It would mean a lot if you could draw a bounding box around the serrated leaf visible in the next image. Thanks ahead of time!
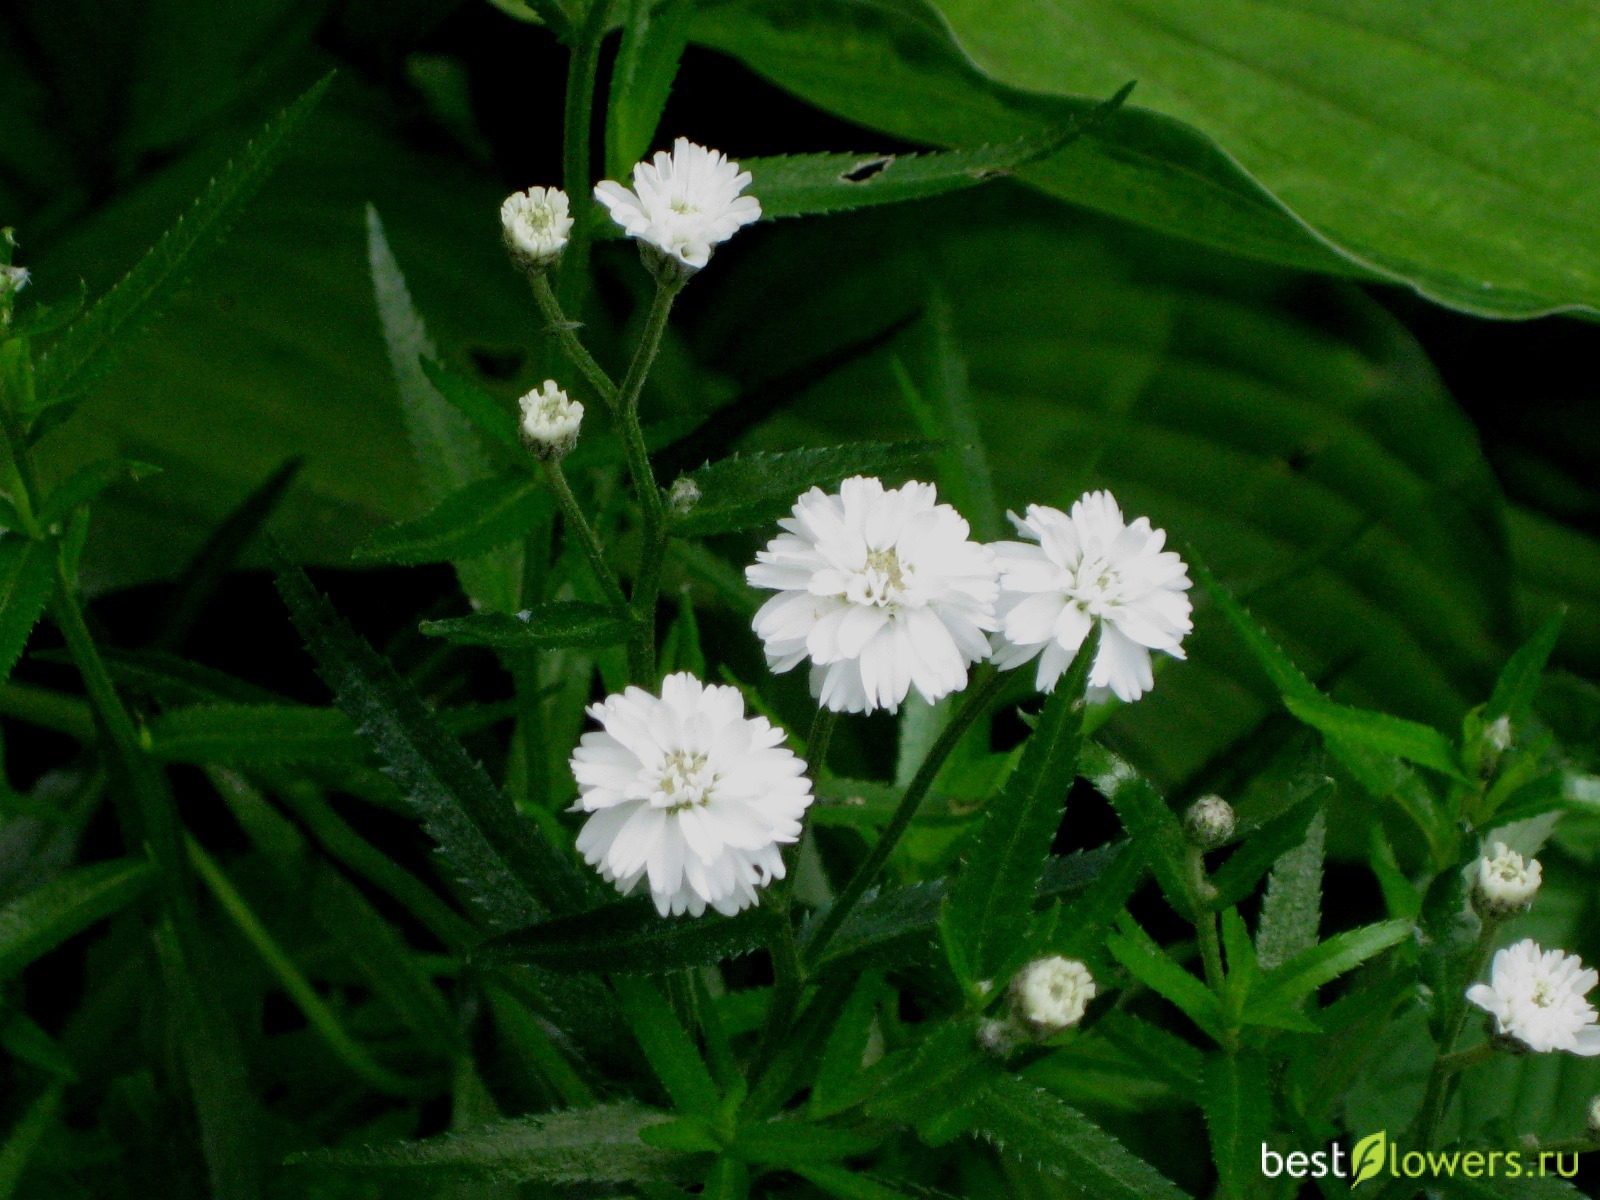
[477,898,773,974]
[744,88,1130,221]
[1254,812,1326,972]
[352,475,545,566]
[1486,610,1565,729]
[0,858,156,980]
[1201,1051,1271,1200]
[1282,694,1465,781]
[862,1020,992,1131]
[974,1073,1191,1200]
[1250,920,1411,1019]
[0,536,55,684]
[808,972,885,1120]
[418,357,523,454]
[606,0,695,178]
[668,441,938,537]
[1106,913,1226,1043]
[942,628,1097,989]
[421,602,634,651]
[1082,742,1195,919]
[1208,782,1327,912]
[1094,1011,1205,1095]
[273,561,586,925]
[32,77,332,411]
[288,1103,682,1183]
[37,459,161,524]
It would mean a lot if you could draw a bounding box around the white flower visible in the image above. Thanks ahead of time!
[1012,956,1096,1034]
[594,138,761,270]
[569,673,813,917]
[1466,939,1600,1056]
[0,265,27,296]
[518,380,583,458]
[1474,842,1541,916]
[746,476,999,714]
[501,187,573,268]
[989,491,1192,703]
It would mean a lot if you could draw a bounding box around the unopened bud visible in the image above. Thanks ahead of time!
[976,1017,1019,1059]
[501,187,573,271]
[518,380,583,459]
[1010,956,1095,1037]
[1474,842,1541,918]
[668,476,700,515]
[0,264,27,299]
[1587,1096,1600,1140]
[1183,795,1235,850]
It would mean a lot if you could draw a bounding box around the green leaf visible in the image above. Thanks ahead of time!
[922,0,1600,317]
[808,972,885,1120]
[743,92,1129,221]
[612,975,721,1117]
[1106,914,1226,1043]
[37,458,161,524]
[0,857,156,980]
[1094,1011,1205,1095]
[973,1072,1191,1200]
[606,0,695,178]
[273,561,586,925]
[0,1082,65,1200]
[727,1122,880,1166]
[421,602,634,652]
[1282,694,1466,781]
[419,357,523,454]
[668,440,938,537]
[1201,1051,1271,1200]
[1207,782,1327,912]
[794,1166,918,1200]
[1486,610,1565,728]
[366,204,522,611]
[862,1020,993,1133]
[288,1103,683,1183]
[351,475,544,567]
[146,704,360,765]
[0,536,55,684]
[476,898,773,974]
[1083,742,1196,919]
[1254,812,1326,972]
[941,627,1097,989]
[32,76,332,410]
[1250,920,1411,1018]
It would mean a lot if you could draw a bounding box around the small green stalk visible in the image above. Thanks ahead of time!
[529,271,618,409]
[804,666,1006,968]
[1413,913,1505,1150]
[545,456,628,609]
[556,0,611,312]
[1188,847,1226,990]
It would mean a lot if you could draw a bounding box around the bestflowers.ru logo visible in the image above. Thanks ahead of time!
[1261,1131,1585,1187]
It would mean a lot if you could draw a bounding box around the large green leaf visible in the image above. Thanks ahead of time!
[698,190,1512,793]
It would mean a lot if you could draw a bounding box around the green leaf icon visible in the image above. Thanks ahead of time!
[1350,1131,1387,1188]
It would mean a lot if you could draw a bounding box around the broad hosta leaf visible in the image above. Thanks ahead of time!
[289,1103,683,1184]
[668,441,938,537]
[1254,812,1326,972]
[0,858,156,979]
[476,898,773,974]
[974,1072,1191,1200]
[31,76,331,411]
[421,602,634,651]
[1201,1051,1272,1200]
[351,465,543,567]
[0,536,55,683]
[941,628,1097,989]
[744,93,1127,221]
[701,192,1511,801]
[274,562,586,925]
[691,0,1355,276]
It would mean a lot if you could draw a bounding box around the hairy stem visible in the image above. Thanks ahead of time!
[529,271,618,408]
[556,0,610,312]
[1414,914,1504,1150]
[804,666,1005,968]
[545,456,628,609]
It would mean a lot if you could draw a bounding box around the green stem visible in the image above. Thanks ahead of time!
[1414,915,1504,1150]
[556,0,610,313]
[529,271,618,409]
[1434,1042,1497,1075]
[545,457,627,609]
[0,682,95,741]
[806,707,837,779]
[750,906,804,1082]
[1188,847,1225,990]
[804,666,1005,968]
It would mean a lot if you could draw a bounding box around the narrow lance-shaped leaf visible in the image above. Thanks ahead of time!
[1083,742,1196,918]
[974,1072,1192,1200]
[612,975,722,1117]
[1485,609,1565,728]
[273,560,587,924]
[1207,781,1328,911]
[1202,1051,1272,1200]
[1106,913,1227,1043]
[476,898,774,975]
[606,0,695,178]
[0,537,56,684]
[1254,811,1326,972]
[941,626,1098,990]
[670,440,939,537]
[37,459,161,525]
[421,602,634,651]
[1249,920,1412,1019]
[1282,694,1466,782]
[419,357,523,454]
[741,84,1133,220]
[0,858,156,980]
[288,1103,683,1184]
[352,475,546,567]
[32,77,332,410]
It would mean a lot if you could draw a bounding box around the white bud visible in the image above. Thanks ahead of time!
[668,476,701,515]
[1484,715,1514,754]
[0,264,28,298]
[519,380,583,458]
[976,1017,1019,1058]
[500,187,573,270]
[1011,956,1095,1036]
[1474,842,1541,917]
[1183,795,1235,850]
[1587,1095,1600,1140]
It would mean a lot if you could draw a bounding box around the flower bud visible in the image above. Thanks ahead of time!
[1474,842,1541,918]
[518,380,583,459]
[1183,795,1235,850]
[500,187,573,271]
[1587,1096,1600,1140]
[668,476,701,515]
[0,264,27,299]
[1010,956,1095,1037]
[976,1017,1019,1059]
